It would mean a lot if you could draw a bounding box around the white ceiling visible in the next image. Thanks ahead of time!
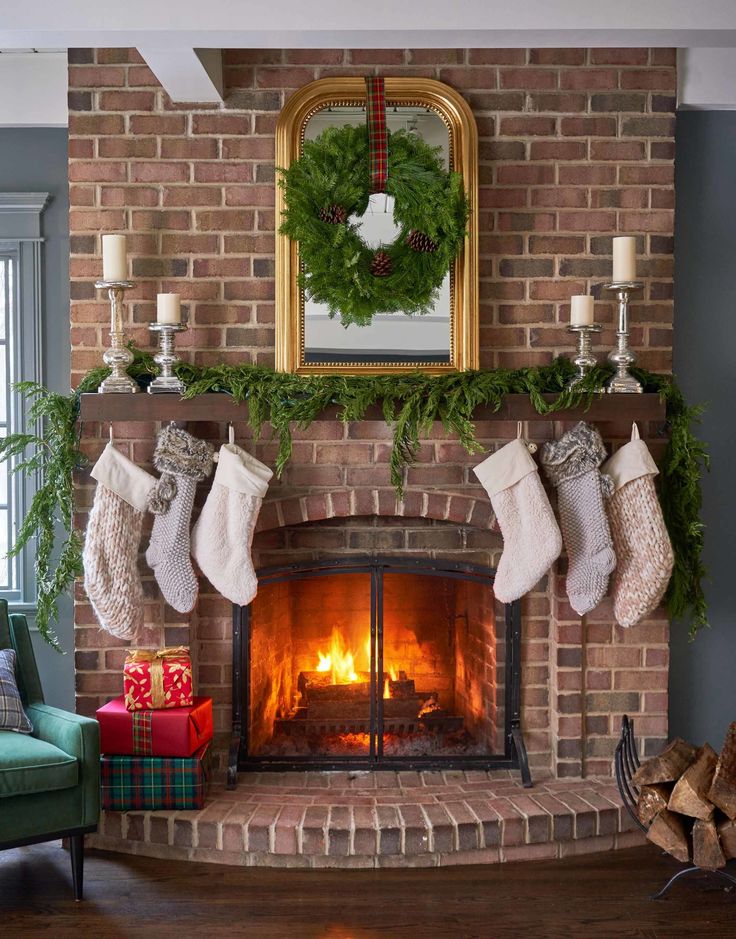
[2,0,736,48]
[1,2,736,122]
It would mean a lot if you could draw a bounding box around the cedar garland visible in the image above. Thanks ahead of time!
[0,353,709,648]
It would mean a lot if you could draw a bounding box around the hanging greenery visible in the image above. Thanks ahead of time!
[0,354,708,648]
[278,123,468,327]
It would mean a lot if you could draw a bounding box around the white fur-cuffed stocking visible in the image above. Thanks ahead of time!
[83,443,156,641]
[191,442,273,606]
[473,440,563,603]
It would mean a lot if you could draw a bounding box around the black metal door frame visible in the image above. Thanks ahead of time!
[228,556,531,786]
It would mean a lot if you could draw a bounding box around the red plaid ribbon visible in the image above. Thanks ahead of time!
[132,710,153,756]
[366,77,388,193]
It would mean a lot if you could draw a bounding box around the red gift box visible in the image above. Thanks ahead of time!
[97,695,213,757]
[123,647,193,711]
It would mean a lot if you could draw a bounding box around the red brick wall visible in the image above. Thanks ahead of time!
[69,47,674,779]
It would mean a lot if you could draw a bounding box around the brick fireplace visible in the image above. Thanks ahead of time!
[69,46,674,864]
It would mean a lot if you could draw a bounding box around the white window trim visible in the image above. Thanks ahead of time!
[0,191,49,611]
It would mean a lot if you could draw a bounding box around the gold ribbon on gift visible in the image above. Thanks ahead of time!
[126,647,190,709]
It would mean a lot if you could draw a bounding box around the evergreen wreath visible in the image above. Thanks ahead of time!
[278,123,469,327]
[0,353,709,649]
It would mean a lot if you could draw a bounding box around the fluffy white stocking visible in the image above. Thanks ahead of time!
[83,443,156,640]
[473,440,562,603]
[191,441,273,606]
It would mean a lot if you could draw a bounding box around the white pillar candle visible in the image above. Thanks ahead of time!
[570,294,594,327]
[612,236,637,282]
[101,234,127,281]
[157,293,181,324]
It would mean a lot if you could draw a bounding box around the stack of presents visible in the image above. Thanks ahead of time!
[96,647,212,811]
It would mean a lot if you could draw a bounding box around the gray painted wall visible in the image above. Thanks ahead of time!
[0,128,73,709]
[670,110,736,748]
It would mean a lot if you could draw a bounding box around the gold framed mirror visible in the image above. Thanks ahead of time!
[275,78,478,374]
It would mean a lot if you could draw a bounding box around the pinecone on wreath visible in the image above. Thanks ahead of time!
[318,204,347,225]
[406,229,439,253]
[370,250,392,277]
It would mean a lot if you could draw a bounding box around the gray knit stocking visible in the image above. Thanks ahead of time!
[146,426,214,614]
[541,422,616,616]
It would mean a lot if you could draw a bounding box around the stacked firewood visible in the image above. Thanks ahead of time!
[634,721,736,870]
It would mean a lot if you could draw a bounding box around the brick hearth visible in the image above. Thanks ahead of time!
[90,770,645,868]
[69,45,675,863]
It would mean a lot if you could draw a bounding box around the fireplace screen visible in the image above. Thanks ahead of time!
[230,557,527,777]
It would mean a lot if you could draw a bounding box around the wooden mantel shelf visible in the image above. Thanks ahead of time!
[78,392,666,425]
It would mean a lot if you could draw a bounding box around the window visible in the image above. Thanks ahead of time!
[0,193,49,608]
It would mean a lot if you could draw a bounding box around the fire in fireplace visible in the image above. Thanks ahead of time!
[229,557,529,783]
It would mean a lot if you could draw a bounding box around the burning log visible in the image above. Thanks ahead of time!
[297,670,424,720]
[708,721,736,819]
[667,743,718,820]
[632,738,697,786]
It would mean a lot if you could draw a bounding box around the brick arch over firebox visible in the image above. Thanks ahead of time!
[254,488,496,534]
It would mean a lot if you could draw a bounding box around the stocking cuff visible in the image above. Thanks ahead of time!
[603,439,659,492]
[153,425,214,481]
[91,443,156,512]
[473,439,538,497]
[540,421,607,487]
[215,444,273,497]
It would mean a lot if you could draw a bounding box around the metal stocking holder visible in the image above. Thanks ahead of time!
[615,715,736,900]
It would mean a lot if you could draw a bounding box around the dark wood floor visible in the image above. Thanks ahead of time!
[1,843,735,938]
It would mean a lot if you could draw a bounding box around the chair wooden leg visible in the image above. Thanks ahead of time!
[69,833,84,901]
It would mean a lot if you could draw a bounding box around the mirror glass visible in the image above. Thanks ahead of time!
[302,105,452,367]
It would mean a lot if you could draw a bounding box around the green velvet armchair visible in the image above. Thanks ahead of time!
[0,600,99,900]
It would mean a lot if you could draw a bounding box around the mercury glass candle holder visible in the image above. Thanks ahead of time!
[148,321,188,394]
[94,280,139,394]
[566,323,603,391]
[603,281,644,394]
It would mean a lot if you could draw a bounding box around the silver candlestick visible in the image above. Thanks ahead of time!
[148,322,188,394]
[603,281,644,394]
[95,280,139,394]
[566,324,603,391]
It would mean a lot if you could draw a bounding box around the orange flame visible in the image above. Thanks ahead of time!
[314,628,399,696]
[315,628,358,684]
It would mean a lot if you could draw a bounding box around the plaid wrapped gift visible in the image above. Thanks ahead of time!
[123,647,193,711]
[100,743,210,811]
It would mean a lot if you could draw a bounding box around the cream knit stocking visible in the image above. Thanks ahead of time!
[146,426,214,614]
[541,422,616,617]
[83,443,157,641]
[603,424,674,627]
[191,440,273,606]
[473,439,562,603]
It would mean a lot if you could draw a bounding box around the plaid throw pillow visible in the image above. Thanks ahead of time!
[0,648,33,733]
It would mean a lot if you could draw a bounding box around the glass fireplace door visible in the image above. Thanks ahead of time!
[235,557,518,772]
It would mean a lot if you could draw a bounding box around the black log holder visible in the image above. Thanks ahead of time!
[615,715,736,900]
